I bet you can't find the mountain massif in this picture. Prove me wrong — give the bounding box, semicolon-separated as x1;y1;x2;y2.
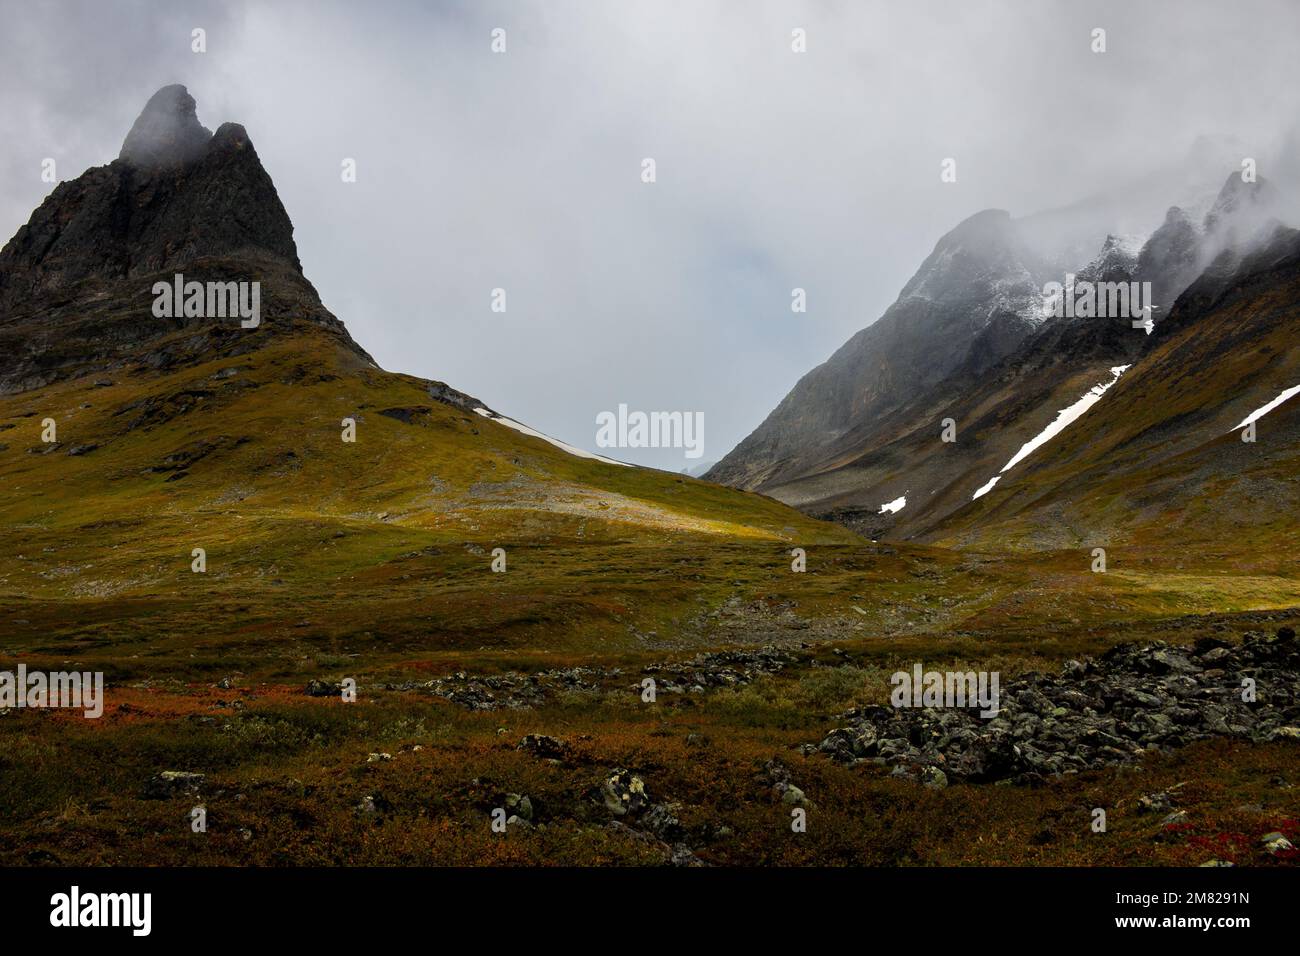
707;163;1300;556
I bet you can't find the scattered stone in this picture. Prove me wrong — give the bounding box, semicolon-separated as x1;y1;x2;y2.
142;770;205;799
919;766;949;790
781;784;808;805
1260;831;1294;854
1139;790;1178;814
601;769;650;818
518;734;569;761
304;679;341;697
504;793;533;822
366;752;392;763
761;758;812;805
607;819;703;866
390;645;795;711
641;802;685;841
642;645;794;696
669;843;704;867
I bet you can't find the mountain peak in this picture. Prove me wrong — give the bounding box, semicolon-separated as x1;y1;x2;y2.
943;208;1014;242
1204;171;1277;231
119;84;213;169
0;86;305;314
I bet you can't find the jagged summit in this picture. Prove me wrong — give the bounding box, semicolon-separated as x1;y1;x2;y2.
0;85;302;315
0;87;367;392
119;84;213;168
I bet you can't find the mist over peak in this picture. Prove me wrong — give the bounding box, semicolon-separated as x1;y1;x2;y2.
119;84;213;169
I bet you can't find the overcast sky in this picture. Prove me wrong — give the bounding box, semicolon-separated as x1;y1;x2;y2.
3;0;1299;468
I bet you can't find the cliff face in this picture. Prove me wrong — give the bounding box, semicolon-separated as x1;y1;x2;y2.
0;85;367;394
0;85;302;308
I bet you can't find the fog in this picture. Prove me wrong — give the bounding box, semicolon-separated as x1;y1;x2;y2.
2;0;1299;468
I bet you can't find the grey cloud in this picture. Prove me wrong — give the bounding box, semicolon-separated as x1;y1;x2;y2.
2;0;1298;468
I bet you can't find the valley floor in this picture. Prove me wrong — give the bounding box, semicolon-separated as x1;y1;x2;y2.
1;542;1298;866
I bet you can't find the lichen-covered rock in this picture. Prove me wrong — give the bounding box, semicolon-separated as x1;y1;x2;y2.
601;769;650;818
814;631;1300;786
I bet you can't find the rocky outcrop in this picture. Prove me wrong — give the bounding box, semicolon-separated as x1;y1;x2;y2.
0;85;301;309
812;629;1300;785
0;85;372;393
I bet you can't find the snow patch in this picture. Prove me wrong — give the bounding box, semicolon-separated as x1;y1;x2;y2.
1229;384;1300;434
474;408;631;467
879;495;907;515
972;365;1130;501
1109;233;1147;257
971;475;1001;500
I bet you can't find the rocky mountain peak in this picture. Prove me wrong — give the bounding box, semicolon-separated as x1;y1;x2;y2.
1201;173;1281;257
119;84;213;169
899;209;1040;306
0;87;370;392
1076;233;1143;285
0;86;302;312
1204;171;1275;227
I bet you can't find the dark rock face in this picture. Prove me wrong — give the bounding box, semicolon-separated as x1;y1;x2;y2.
1158;224;1300;342
1140;175;1279;331
703;214;1156;537
0;85;371;393
0;89;300;310
812;629;1300;785
1136;206;1201;321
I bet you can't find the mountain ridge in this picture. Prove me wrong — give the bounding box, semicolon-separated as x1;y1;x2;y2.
706;167;1297;552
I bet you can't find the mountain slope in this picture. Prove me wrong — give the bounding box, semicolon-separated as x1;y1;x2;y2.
929;224;1300;557
0;86;880;661
706;209;1049;490
708;171;1291;550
